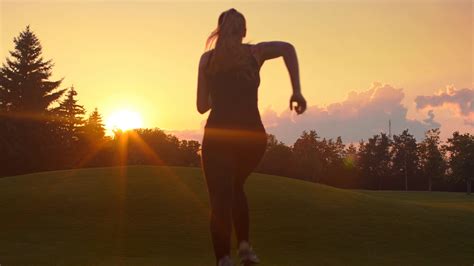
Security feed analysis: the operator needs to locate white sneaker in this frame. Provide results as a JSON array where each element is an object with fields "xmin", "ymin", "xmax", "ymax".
[
  {"xmin": 237, "ymin": 244, "xmax": 260, "ymax": 265},
  {"xmin": 218, "ymin": 255, "xmax": 234, "ymax": 266}
]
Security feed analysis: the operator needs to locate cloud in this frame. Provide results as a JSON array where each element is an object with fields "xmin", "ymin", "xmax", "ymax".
[
  {"xmin": 164, "ymin": 129, "xmax": 203, "ymax": 142},
  {"xmin": 415, "ymin": 86, "xmax": 474, "ymax": 126},
  {"xmin": 261, "ymin": 82, "xmax": 440, "ymax": 145}
]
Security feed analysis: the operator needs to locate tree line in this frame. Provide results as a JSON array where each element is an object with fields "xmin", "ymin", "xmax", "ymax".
[
  {"xmin": 1, "ymin": 27, "xmax": 473, "ymax": 194},
  {"xmin": 257, "ymin": 129, "xmax": 473, "ymax": 194}
]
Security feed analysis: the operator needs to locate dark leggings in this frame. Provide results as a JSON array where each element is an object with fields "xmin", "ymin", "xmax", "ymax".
[{"xmin": 201, "ymin": 127, "xmax": 267, "ymax": 262}]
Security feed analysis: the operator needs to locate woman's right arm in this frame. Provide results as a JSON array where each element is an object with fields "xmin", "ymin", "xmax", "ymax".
[
  {"xmin": 253, "ymin": 41, "xmax": 307, "ymax": 115},
  {"xmin": 196, "ymin": 52, "xmax": 212, "ymax": 114}
]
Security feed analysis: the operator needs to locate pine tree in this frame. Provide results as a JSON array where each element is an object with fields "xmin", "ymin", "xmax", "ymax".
[
  {"xmin": 83, "ymin": 107, "xmax": 106, "ymax": 142},
  {"xmin": 48, "ymin": 86, "xmax": 85, "ymax": 168},
  {"xmin": 0, "ymin": 26, "xmax": 66, "ymax": 175},
  {"xmin": 53, "ymin": 86, "xmax": 86, "ymax": 144},
  {"xmin": 0, "ymin": 25, "xmax": 65, "ymax": 113}
]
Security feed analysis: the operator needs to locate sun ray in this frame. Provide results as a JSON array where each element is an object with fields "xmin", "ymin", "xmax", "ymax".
[{"xmin": 127, "ymin": 131, "xmax": 208, "ymax": 213}]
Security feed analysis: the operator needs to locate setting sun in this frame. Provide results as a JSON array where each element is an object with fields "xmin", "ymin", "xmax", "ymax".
[{"xmin": 106, "ymin": 109, "xmax": 143, "ymax": 132}]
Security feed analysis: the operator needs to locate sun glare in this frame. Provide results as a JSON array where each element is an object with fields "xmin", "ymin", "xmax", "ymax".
[{"xmin": 106, "ymin": 109, "xmax": 143, "ymax": 132}]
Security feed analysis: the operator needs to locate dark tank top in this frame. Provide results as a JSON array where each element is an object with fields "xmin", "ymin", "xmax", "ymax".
[{"xmin": 204, "ymin": 44, "xmax": 265, "ymax": 132}]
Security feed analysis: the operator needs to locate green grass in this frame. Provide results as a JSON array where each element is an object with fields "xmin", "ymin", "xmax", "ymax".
[{"xmin": 0, "ymin": 166, "xmax": 473, "ymax": 265}]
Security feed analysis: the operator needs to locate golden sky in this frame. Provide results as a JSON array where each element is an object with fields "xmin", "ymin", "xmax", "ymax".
[{"xmin": 1, "ymin": 0, "xmax": 472, "ymax": 142}]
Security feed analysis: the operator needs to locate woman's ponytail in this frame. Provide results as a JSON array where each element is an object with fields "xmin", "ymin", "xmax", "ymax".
[{"xmin": 205, "ymin": 9, "xmax": 255, "ymax": 79}]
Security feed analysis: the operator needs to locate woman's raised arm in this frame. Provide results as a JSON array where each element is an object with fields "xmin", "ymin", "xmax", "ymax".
[{"xmin": 253, "ymin": 41, "xmax": 307, "ymax": 114}]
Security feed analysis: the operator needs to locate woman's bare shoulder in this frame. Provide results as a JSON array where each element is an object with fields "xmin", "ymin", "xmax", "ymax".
[
  {"xmin": 245, "ymin": 43, "xmax": 258, "ymax": 52},
  {"xmin": 246, "ymin": 42, "xmax": 276, "ymax": 57},
  {"xmin": 249, "ymin": 41, "xmax": 294, "ymax": 62}
]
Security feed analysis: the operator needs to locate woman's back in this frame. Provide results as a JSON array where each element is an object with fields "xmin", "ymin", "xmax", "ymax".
[{"xmin": 204, "ymin": 44, "xmax": 264, "ymax": 131}]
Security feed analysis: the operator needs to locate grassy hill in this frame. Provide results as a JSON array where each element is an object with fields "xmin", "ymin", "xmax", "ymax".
[{"xmin": 0, "ymin": 166, "xmax": 473, "ymax": 265}]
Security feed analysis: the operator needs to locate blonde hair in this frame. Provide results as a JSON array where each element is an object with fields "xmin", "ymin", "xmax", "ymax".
[{"xmin": 205, "ymin": 8, "xmax": 255, "ymax": 79}]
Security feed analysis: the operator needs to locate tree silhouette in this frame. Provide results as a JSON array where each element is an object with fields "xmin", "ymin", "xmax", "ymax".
[
  {"xmin": 391, "ymin": 129, "xmax": 418, "ymax": 191},
  {"xmin": 76, "ymin": 107, "xmax": 107, "ymax": 167},
  {"xmin": 340, "ymin": 143, "xmax": 359, "ymax": 188},
  {"xmin": 51, "ymin": 86, "xmax": 87, "ymax": 167},
  {"xmin": 344, "ymin": 143, "xmax": 358, "ymax": 169},
  {"xmin": 359, "ymin": 133, "xmax": 391, "ymax": 189},
  {"xmin": 258, "ymin": 134, "xmax": 293, "ymax": 176},
  {"xmin": 445, "ymin": 132, "xmax": 474, "ymax": 194},
  {"xmin": 83, "ymin": 107, "xmax": 106, "ymax": 142},
  {"xmin": 418, "ymin": 128, "xmax": 446, "ymax": 191},
  {"xmin": 53, "ymin": 86, "xmax": 86, "ymax": 145},
  {"xmin": 178, "ymin": 139, "xmax": 201, "ymax": 167},
  {"xmin": 320, "ymin": 136, "xmax": 345, "ymax": 184},
  {"xmin": 0, "ymin": 25, "xmax": 66, "ymax": 174},
  {"xmin": 0, "ymin": 25, "xmax": 65, "ymax": 113},
  {"xmin": 292, "ymin": 130, "xmax": 323, "ymax": 182}
]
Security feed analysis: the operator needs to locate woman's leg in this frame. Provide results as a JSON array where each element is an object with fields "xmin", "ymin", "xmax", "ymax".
[
  {"xmin": 201, "ymin": 132, "xmax": 236, "ymax": 263},
  {"xmin": 232, "ymin": 131, "xmax": 267, "ymax": 245},
  {"xmin": 232, "ymin": 168, "xmax": 251, "ymax": 244}
]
